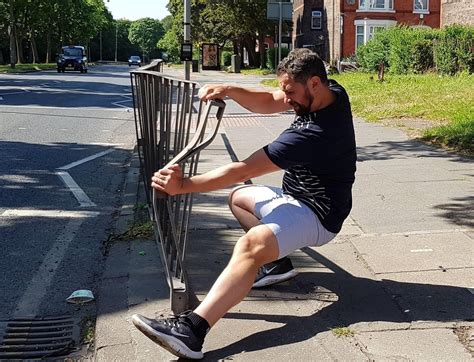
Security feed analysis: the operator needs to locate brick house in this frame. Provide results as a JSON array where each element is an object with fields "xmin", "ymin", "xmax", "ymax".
[{"xmin": 293, "ymin": 0, "xmax": 441, "ymax": 64}]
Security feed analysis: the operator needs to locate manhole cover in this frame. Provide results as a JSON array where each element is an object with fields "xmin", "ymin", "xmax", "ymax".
[{"xmin": 0, "ymin": 316, "xmax": 79, "ymax": 359}]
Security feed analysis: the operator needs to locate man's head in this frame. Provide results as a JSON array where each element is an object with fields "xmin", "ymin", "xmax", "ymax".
[{"xmin": 277, "ymin": 48, "xmax": 328, "ymax": 116}]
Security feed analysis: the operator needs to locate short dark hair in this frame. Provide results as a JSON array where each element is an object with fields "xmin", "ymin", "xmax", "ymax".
[{"xmin": 277, "ymin": 48, "xmax": 328, "ymax": 84}]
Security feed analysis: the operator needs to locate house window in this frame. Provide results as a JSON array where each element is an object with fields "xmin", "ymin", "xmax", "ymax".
[
  {"xmin": 414, "ymin": 0, "xmax": 429, "ymax": 13},
  {"xmin": 359, "ymin": 0, "xmax": 393, "ymax": 11},
  {"xmin": 311, "ymin": 11, "xmax": 322, "ymax": 29},
  {"xmin": 354, "ymin": 19, "xmax": 397, "ymax": 48}
]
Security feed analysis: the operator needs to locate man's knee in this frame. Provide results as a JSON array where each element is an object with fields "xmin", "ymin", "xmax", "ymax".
[
  {"xmin": 228, "ymin": 185, "xmax": 255, "ymax": 213},
  {"xmin": 233, "ymin": 226, "xmax": 279, "ymax": 265}
]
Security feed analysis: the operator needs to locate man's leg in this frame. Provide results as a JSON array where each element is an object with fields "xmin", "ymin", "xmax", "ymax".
[
  {"xmin": 229, "ymin": 185, "xmax": 298, "ymax": 288},
  {"xmin": 228, "ymin": 185, "xmax": 260, "ymax": 232},
  {"xmin": 194, "ymin": 224, "xmax": 279, "ymax": 326},
  {"xmin": 132, "ymin": 224, "xmax": 279, "ymax": 359}
]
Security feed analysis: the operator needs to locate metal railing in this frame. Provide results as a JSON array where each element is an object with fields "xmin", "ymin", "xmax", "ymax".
[{"xmin": 130, "ymin": 61, "xmax": 226, "ymax": 314}]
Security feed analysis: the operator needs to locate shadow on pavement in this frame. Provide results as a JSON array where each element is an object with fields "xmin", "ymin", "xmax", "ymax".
[{"xmin": 201, "ymin": 246, "xmax": 473, "ymax": 360}]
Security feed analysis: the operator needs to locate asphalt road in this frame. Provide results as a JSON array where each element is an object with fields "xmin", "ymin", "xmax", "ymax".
[{"xmin": 0, "ymin": 65, "xmax": 137, "ymax": 322}]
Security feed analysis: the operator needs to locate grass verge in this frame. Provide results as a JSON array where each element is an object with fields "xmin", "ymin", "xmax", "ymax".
[
  {"xmin": 241, "ymin": 68, "xmax": 275, "ymax": 76},
  {"xmin": 0, "ymin": 63, "xmax": 56, "ymax": 73},
  {"xmin": 261, "ymin": 72, "xmax": 474, "ymax": 155}
]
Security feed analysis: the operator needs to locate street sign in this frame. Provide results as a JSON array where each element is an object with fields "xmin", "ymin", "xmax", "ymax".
[{"xmin": 267, "ymin": 2, "xmax": 293, "ymax": 21}]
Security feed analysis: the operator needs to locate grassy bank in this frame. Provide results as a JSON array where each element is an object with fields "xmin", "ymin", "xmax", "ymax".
[
  {"xmin": 0, "ymin": 63, "xmax": 56, "ymax": 73},
  {"xmin": 262, "ymin": 72, "xmax": 473, "ymax": 155}
]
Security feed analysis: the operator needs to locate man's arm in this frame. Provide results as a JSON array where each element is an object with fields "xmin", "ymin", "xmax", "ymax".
[
  {"xmin": 198, "ymin": 84, "xmax": 291, "ymax": 114},
  {"xmin": 151, "ymin": 149, "xmax": 280, "ymax": 195}
]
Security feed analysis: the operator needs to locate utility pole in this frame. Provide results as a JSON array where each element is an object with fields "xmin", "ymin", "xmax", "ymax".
[{"xmin": 184, "ymin": 0, "xmax": 191, "ymax": 80}]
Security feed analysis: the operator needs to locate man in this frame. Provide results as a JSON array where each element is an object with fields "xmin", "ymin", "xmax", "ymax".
[{"xmin": 132, "ymin": 48, "xmax": 357, "ymax": 359}]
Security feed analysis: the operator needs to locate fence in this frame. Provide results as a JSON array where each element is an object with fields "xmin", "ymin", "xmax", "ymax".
[{"xmin": 130, "ymin": 60, "xmax": 226, "ymax": 314}]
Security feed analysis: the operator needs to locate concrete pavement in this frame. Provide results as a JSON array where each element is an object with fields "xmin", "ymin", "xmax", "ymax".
[{"xmin": 94, "ymin": 69, "xmax": 474, "ymax": 361}]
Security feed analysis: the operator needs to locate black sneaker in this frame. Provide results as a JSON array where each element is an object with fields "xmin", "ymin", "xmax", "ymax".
[
  {"xmin": 131, "ymin": 312, "xmax": 204, "ymax": 359},
  {"xmin": 252, "ymin": 257, "xmax": 299, "ymax": 288}
]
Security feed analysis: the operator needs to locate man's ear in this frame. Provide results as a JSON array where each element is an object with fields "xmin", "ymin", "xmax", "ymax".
[{"xmin": 307, "ymin": 76, "xmax": 321, "ymax": 93}]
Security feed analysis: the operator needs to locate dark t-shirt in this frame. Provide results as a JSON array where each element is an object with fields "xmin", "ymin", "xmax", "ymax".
[{"xmin": 263, "ymin": 80, "xmax": 356, "ymax": 233}]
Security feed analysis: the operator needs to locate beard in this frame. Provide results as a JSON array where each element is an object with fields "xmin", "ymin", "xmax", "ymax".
[{"xmin": 289, "ymin": 88, "xmax": 314, "ymax": 116}]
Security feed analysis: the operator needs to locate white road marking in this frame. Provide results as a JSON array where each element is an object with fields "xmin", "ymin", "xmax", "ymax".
[
  {"xmin": 112, "ymin": 94, "xmax": 133, "ymax": 109},
  {"xmin": 58, "ymin": 149, "xmax": 114, "ymax": 170},
  {"xmin": 0, "ymin": 96, "xmax": 3, "ymax": 100},
  {"xmin": 2, "ymin": 209, "xmax": 99, "ymax": 218},
  {"xmin": 13, "ymin": 216, "xmax": 95, "ymax": 317},
  {"xmin": 410, "ymin": 249, "xmax": 434, "ymax": 253},
  {"xmin": 18, "ymin": 127, "xmax": 27, "ymax": 130},
  {"xmin": 0, "ymin": 105, "xmax": 129, "ymax": 111},
  {"xmin": 56, "ymin": 171, "xmax": 96, "ymax": 207}
]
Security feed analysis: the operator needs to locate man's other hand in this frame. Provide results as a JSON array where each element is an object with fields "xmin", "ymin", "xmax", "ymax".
[{"xmin": 198, "ymin": 84, "xmax": 229, "ymax": 101}]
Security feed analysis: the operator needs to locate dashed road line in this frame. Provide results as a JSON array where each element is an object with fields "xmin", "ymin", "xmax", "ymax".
[
  {"xmin": 58, "ymin": 148, "xmax": 114, "ymax": 170},
  {"xmin": 56, "ymin": 171, "xmax": 96, "ymax": 207}
]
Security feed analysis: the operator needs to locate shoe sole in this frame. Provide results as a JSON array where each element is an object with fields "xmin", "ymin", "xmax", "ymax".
[
  {"xmin": 131, "ymin": 314, "xmax": 204, "ymax": 360},
  {"xmin": 252, "ymin": 269, "xmax": 299, "ymax": 288}
]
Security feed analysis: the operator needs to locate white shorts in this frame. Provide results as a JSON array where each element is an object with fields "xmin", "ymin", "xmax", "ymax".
[{"xmin": 242, "ymin": 185, "xmax": 337, "ymax": 258}]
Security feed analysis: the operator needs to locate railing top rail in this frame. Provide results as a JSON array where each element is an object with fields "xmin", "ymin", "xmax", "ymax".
[
  {"xmin": 130, "ymin": 69, "xmax": 200, "ymax": 87},
  {"xmin": 136, "ymin": 59, "xmax": 164, "ymax": 72}
]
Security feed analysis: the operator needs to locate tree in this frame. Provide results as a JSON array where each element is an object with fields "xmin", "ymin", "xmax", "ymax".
[{"xmin": 128, "ymin": 18, "xmax": 164, "ymax": 60}]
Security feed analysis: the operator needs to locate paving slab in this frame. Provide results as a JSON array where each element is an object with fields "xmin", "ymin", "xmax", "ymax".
[
  {"xmin": 356, "ymin": 328, "xmax": 472, "ymax": 361},
  {"xmin": 352, "ymin": 232, "xmax": 474, "ymax": 273},
  {"xmin": 376, "ymin": 269, "xmax": 474, "ymax": 323}
]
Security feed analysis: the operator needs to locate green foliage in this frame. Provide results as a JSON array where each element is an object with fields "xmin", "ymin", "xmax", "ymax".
[
  {"xmin": 434, "ymin": 24, "xmax": 474, "ymax": 75},
  {"xmin": 266, "ymin": 47, "xmax": 290, "ymax": 71},
  {"xmin": 356, "ymin": 30, "xmax": 391, "ymax": 72},
  {"xmin": 157, "ymin": 30, "xmax": 181, "ymax": 62},
  {"xmin": 411, "ymin": 38, "xmax": 434, "ymax": 73},
  {"xmin": 128, "ymin": 18, "xmax": 165, "ymax": 57},
  {"xmin": 357, "ymin": 25, "xmax": 473, "ymax": 75},
  {"xmin": 222, "ymin": 51, "xmax": 232, "ymax": 66}
]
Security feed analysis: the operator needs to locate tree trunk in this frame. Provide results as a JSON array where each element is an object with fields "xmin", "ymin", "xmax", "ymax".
[
  {"xmin": 0, "ymin": 50, "xmax": 4, "ymax": 65},
  {"xmin": 258, "ymin": 33, "xmax": 266, "ymax": 69},
  {"xmin": 30, "ymin": 30, "xmax": 39, "ymax": 64},
  {"xmin": 16, "ymin": 34, "xmax": 24, "ymax": 63},
  {"xmin": 244, "ymin": 37, "xmax": 257, "ymax": 67},
  {"xmin": 46, "ymin": 30, "xmax": 51, "ymax": 63},
  {"xmin": 8, "ymin": 0, "xmax": 17, "ymax": 67}
]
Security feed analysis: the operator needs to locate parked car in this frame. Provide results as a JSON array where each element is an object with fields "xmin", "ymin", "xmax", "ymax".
[
  {"xmin": 128, "ymin": 55, "xmax": 142, "ymax": 67},
  {"xmin": 57, "ymin": 45, "xmax": 88, "ymax": 73}
]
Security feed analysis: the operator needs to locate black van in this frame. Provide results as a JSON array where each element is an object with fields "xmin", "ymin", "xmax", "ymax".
[{"xmin": 57, "ymin": 46, "xmax": 88, "ymax": 73}]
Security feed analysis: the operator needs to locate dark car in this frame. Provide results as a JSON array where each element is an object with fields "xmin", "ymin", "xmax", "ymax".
[
  {"xmin": 128, "ymin": 55, "xmax": 142, "ymax": 67},
  {"xmin": 57, "ymin": 46, "xmax": 88, "ymax": 73}
]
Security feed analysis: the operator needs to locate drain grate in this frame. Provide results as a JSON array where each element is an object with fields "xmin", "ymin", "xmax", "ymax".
[{"xmin": 0, "ymin": 316, "xmax": 80, "ymax": 359}]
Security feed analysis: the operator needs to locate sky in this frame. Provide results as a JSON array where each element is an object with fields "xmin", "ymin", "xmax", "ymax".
[{"xmin": 104, "ymin": 0, "xmax": 170, "ymax": 21}]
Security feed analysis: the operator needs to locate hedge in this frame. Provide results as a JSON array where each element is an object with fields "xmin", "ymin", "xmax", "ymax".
[{"xmin": 356, "ymin": 24, "xmax": 473, "ymax": 75}]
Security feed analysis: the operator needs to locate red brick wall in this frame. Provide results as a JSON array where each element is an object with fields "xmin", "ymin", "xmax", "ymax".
[{"xmin": 340, "ymin": 0, "xmax": 441, "ymax": 57}]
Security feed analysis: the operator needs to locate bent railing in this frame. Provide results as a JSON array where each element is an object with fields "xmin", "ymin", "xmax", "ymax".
[{"xmin": 130, "ymin": 67, "xmax": 226, "ymax": 314}]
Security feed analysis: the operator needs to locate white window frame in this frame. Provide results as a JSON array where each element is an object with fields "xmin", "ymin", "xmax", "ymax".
[
  {"xmin": 354, "ymin": 19, "xmax": 397, "ymax": 49},
  {"xmin": 311, "ymin": 11, "xmax": 322, "ymax": 30},
  {"xmin": 413, "ymin": 0, "xmax": 429, "ymax": 14},
  {"xmin": 358, "ymin": 0, "xmax": 394, "ymax": 12}
]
